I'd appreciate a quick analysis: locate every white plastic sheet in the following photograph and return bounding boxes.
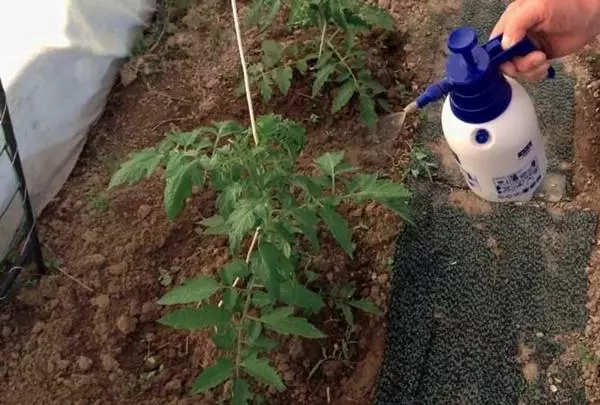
[0,0,156,254]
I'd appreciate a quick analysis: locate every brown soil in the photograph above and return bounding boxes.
[567,38,600,404]
[0,0,459,404]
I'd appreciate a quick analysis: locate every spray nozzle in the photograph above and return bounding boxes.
[409,27,556,115]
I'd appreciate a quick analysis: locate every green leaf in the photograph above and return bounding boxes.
[247,321,263,343]
[320,202,354,257]
[158,276,220,305]
[293,175,325,197]
[261,316,327,339]
[339,281,357,299]
[304,270,319,283]
[349,298,384,315]
[331,80,356,113]
[164,159,203,219]
[338,302,354,326]
[262,40,284,68]
[335,70,352,83]
[252,291,273,308]
[191,357,234,394]
[315,51,333,69]
[217,183,243,218]
[350,175,412,201]
[212,326,237,349]
[363,79,387,95]
[296,59,308,75]
[157,306,231,330]
[242,335,280,358]
[292,207,320,250]
[379,197,412,223]
[227,200,257,253]
[280,279,324,312]
[261,306,295,323]
[259,75,273,102]
[377,98,393,112]
[108,148,163,189]
[222,289,239,312]
[359,5,395,30]
[198,215,228,235]
[359,93,378,131]
[241,357,285,391]
[220,260,250,286]
[232,379,252,405]
[314,151,344,178]
[312,64,336,97]
[275,66,293,95]
[255,242,294,298]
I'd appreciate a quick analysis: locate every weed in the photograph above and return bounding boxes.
[109,115,411,402]
[89,193,109,214]
[405,144,437,181]
[240,0,395,131]
[131,0,194,57]
[577,344,600,366]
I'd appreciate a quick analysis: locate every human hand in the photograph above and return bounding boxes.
[491,0,600,81]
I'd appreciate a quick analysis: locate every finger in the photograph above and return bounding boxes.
[501,1,546,49]
[490,6,510,39]
[499,61,518,77]
[490,0,521,40]
[521,63,551,81]
[513,51,547,73]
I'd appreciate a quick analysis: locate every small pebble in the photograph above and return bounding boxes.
[137,205,152,219]
[31,321,45,335]
[95,295,110,309]
[116,315,137,335]
[76,356,93,371]
[108,262,128,276]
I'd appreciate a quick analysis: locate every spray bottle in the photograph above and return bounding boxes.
[407,26,555,203]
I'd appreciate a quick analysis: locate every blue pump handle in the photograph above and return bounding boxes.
[484,33,555,79]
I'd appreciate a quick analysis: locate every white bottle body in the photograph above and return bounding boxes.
[441,76,547,203]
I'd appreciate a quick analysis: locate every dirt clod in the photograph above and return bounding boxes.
[164,378,183,395]
[31,321,45,335]
[57,360,71,371]
[116,315,137,335]
[100,354,120,371]
[322,360,345,381]
[108,262,129,276]
[95,295,110,309]
[76,356,93,372]
[81,254,107,270]
[137,205,152,219]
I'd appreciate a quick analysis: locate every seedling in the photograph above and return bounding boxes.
[404,143,438,181]
[240,0,396,131]
[109,115,411,402]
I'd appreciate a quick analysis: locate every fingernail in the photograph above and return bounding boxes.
[502,35,514,49]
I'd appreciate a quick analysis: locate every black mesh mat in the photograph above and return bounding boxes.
[374,1,598,404]
[375,184,596,404]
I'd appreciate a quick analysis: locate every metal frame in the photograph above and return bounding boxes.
[0,78,45,300]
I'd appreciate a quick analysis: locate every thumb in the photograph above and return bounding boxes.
[500,1,545,49]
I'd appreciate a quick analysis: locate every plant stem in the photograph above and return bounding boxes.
[325,38,359,89]
[234,227,261,378]
[230,0,259,146]
[318,20,327,58]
